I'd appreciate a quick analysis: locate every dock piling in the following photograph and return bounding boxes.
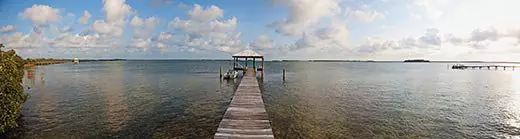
[220,66,222,79]
[283,68,286,81]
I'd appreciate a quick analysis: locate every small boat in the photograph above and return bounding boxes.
[223,70,238,79]
[73,57,79,64]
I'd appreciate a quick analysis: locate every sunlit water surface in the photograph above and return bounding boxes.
[5,61,520,138]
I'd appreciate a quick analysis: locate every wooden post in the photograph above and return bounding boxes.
[253,58,256,71]
[262,58,264,76]
[220,66,222,79]
[283,68,286,81]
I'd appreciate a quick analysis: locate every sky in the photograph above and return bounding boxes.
[0,0,520,61]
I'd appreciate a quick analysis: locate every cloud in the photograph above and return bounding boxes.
[268,0,341,36]
[347,8,385,23]
[91,20,124,37]
[411,0,445,20]
[150,0,174,7]
[133,38,151,51]
[0,31,44,48]
[102,0,133,22]
[250,35,274,49]
[49,33,117,48]
[445,33,464,45]
[264,0,353,56]
[91,0,133,37]
[130,16,144,27]
[156,32,173,41]
[177,3,190,10]
[355,27,520,54]
[132,16,160,38]
[157,42,167,49]
[168,16,237,36]
[20,5,61,26]
[166,4,241,53]
[357,28,451,53]
[357,37,418,53]
[419,28,442,45]
[469,27,500,42]
[61,26,73,33]
[78,10,92,24]
[1,25,16,33]
[287,21,349,51]
[351,10,384,23]
[187,4,224,22]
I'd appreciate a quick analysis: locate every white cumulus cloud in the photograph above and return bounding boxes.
[1,25,16,33]
[91,20,124,37]
[102,0,133,22]
[20,5,61,26]
[0,32,44,48]
[132,16,160,38]
[166,4,242,54]
[268,0,341,36]
[250,35,274,49]
[348,9,385,23]
[78,10,92,24]
[91,0,133,37]
[130,16,144,28]
[187,4,224,22]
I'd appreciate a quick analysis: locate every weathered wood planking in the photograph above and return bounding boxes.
[215,70,274,139]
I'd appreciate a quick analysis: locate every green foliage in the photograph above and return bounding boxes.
[0,45,28,133]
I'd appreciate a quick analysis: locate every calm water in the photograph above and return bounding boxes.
[5,61,520,138]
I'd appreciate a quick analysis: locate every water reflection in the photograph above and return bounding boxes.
[99,62,129,132]
[8,61,520,138]
[263,62,520,138]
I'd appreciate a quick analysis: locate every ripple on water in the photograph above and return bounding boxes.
[5,61,520,138]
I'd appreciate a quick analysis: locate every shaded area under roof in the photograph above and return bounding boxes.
[232,50,263,58]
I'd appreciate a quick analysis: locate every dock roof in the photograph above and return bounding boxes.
[232,50,263,58]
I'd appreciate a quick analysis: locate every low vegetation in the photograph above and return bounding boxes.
[24,58,70,68]
[0,44,28,133]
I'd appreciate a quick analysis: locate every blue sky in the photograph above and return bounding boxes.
[1,0,520,61]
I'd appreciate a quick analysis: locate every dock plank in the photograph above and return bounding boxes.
[215,70,274,139]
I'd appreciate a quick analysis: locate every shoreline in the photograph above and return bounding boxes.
[23,59,125,68]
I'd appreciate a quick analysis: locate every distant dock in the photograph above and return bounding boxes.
[452,64,517,70]
[214,70,274,139]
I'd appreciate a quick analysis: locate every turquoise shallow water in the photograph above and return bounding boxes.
[5,61,520,138]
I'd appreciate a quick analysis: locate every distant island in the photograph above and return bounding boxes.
[403,59,430,63]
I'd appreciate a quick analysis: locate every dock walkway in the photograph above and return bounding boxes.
[214,70,274,139]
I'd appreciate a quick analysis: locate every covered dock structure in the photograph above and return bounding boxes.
[232,50,264,73]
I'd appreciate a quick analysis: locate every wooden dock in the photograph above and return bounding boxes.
[214,70,274,139]
[452,64,517,70]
